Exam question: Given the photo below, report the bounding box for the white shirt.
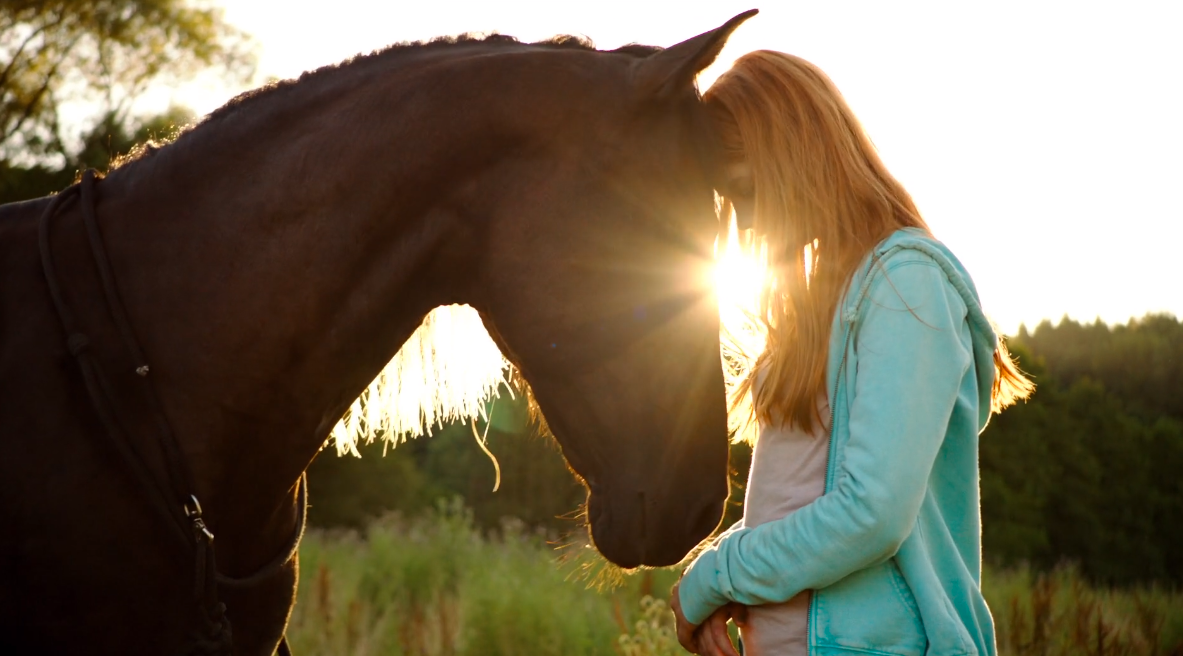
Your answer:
[739,395,830,656]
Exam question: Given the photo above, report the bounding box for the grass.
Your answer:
[985,565,1183,656]
[288,499,679,656]
[286,502,1183,655]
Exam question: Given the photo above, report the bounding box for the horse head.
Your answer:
[476,11,756,567]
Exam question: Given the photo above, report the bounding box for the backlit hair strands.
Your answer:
[705,51,1031,442]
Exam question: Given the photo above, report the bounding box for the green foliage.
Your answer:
[617,597,683,656]
[615,596,740,656]
[1,0,253,164]
[984,565,1183,656]
[306,406,588,535]
[983,314,1183,586]
[0,158,73,203]
[288,503,675,656]
[1016,314,1183,422]
[288,509,1183,656]
[306,393,756,543]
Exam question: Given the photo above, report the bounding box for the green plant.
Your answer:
[617,596,682,656]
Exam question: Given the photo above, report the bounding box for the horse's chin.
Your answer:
[588,522,645,569]
[587,491,702,569]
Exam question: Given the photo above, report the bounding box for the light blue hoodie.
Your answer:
[679,228,999,656]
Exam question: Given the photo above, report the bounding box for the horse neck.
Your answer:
[92,46,517,543]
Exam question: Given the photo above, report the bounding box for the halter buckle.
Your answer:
[185,495,215,543]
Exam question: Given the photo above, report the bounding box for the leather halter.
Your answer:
[37,170,307,655]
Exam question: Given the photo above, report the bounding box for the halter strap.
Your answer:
[37,170,307,654]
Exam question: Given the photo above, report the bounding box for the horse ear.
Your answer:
[634,9,758,99]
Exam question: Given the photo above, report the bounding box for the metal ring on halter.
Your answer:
[184,495,203,518]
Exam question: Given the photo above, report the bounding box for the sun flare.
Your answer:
[713,218,765,348]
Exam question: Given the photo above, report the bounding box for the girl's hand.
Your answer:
[670,582,700,653]
[697,605,742,656]
[670,582,744,656]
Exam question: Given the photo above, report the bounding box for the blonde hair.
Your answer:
[705,51,1031,441]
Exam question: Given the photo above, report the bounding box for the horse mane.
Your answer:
[203,32,602,128]
[328,304,550,458]
[109,33,657,173]
[330,304,520,455]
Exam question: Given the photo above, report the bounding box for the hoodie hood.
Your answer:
[841,227,999,431]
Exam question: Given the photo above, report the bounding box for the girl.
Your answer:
[670,51,1032,656]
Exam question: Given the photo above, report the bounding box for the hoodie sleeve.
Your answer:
[678,252,973,625]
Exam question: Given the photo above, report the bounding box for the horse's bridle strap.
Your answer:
[37,170,306,653]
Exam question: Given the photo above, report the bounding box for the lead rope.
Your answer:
[77,171,202,522]
[37,184,191,546]
[38,171,307,656]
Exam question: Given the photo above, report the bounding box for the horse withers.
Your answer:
[0,10,756,655]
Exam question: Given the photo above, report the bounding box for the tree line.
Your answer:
[982,315,1182,586]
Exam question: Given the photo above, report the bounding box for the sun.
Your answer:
[713,219,764,338]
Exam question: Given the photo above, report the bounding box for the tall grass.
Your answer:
[287,499,677,655]
[287,503,1183,655]
[985,565,1183,656]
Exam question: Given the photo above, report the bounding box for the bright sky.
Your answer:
[139,0,1182,334]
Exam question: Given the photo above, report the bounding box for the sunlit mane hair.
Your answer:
[705,51,1032,442]
[330,304,517,456]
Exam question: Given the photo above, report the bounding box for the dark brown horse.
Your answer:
[0,11,755,655]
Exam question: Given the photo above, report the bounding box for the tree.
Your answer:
[1016,313,1183,421]
[1,0,254,166]
[980,316,1183,587]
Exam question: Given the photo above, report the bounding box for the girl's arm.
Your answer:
[678,252,974,625]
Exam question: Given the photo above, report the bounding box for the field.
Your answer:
[286,502,1183,656]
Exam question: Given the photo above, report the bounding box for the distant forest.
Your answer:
[982,314,1182,586]
[309,313,1183,589]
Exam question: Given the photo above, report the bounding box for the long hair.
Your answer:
[705,51,1031,441]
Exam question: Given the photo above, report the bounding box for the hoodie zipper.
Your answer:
[807,321,853,653]
[806,251,883,653]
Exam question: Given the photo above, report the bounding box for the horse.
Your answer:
[0,10,756,655]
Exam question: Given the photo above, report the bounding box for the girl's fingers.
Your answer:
[676,619,698,654]
[730,603,749,627]
[670,584,698,653]
[694,611,736,656]
[709,612,741,656]
[696,622,723,656]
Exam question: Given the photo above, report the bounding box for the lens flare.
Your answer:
[711,213,767,444]
[713,216,764,348]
